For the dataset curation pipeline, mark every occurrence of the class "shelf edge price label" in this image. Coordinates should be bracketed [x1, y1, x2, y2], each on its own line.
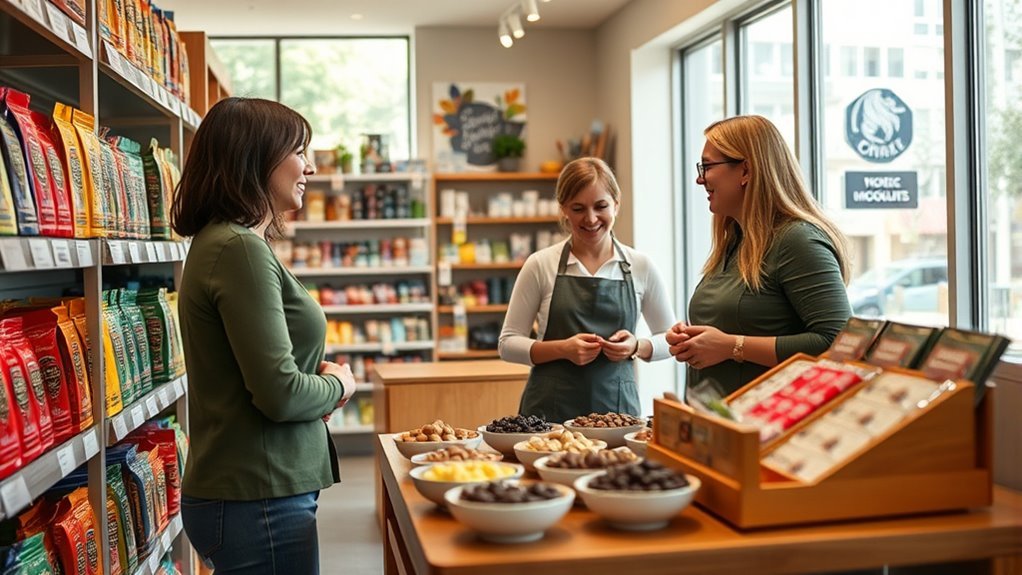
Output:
[160, 530, 171, 550]
[130, 405, 145, 428]
[172, 379, 185, 398]
[106, 240, 125, 264]
[145, 396, 159, 417]
[155, 242, 168, 261]
[0, 476, 31, 516]
[103, 41, 123, 75]
[127, 241, 141, 264]
[145, 242, 157, 262]
[157, 388, 170, 407]
[43, 3, 71, 44]
[27, 239, 55, 268]
[112, 416, 128, 440]
[71, 22, 92, 57]
[149, 552, 160, 573]
[51, 240, 73, 267]
[438, 261, 452, 287]
[0, 239, 30, 271]
[83, 428, 99, 459]
[22, 0, 46, 24]
[56, 446, 76, 476]
[75, 240, 93, 267]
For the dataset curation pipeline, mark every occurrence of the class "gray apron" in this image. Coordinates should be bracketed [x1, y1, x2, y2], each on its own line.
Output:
[518, 238, 640, 423]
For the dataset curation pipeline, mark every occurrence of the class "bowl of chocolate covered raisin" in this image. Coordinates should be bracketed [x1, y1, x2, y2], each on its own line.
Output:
[443, 480, 575, 543]
[533, 447, 640, 488]
[573, 460, 699, 531]
[563, 412, 647, 448]
[478, 415, 561, 458]
[392, 419, 482, 458]
[410, 445, 504, 466]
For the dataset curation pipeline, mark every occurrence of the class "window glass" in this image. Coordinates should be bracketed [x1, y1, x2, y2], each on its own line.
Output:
[740, 5, 795, 148]
[820, 0, 949, 326]
[209, 39, 277, 100]
[984, 0, 1022, 354]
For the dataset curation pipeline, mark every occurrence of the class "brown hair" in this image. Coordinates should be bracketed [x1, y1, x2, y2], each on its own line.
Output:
[171, 97, 311, 238]
[701, 115, 850, 290]
[556, 157, 621, 206]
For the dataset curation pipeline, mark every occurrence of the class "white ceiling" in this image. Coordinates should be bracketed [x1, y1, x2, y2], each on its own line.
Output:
[157, 0, 632, 36]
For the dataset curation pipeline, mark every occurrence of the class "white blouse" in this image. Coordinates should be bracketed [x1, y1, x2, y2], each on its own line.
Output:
[498, 238, 677, 367]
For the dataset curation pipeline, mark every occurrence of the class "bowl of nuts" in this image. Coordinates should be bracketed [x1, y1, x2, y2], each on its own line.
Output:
[623, 427, 653, 457]
[563, 413, 647, 448]
[392, 419, 482, 458]
[573, 460, 700, 531]
[478, 415, 562, 458]
[533, 447, 640, 489]
[410, 445, 504, 466]
[409, 461, 524, 506]
[444, 480, 575, 543]
[513, 430, 607, 472]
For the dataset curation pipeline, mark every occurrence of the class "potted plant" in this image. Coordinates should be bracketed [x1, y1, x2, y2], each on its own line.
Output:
[335, 143, 354, 174]
[492, 133, 525, 172]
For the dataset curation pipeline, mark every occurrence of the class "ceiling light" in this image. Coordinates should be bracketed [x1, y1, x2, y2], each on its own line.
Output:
[507, 11, 525, 39]
[522, 0, 540, 22]
[350, 13, 363, 20]
[499, 20, 514, 48]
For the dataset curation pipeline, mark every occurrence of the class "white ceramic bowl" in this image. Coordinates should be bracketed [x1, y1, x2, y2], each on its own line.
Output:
[391, 433, 483, 459]
[562, 419, 646, 448]
[477, 424, 562, 458]
[408, 462, 524, 507]
[623, 431, 648, 457]
[532, 456, 601, 489]
[573, 471, 700, 531]
[512, 439, 607, 472]
[443, 482, 575, 543]
[409, 450, 503, 466]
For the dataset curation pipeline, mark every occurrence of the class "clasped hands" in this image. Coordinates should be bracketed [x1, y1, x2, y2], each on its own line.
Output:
[562, 330, 638, 365]
[320, 361, 358, 422]
[666, 322, 731, 370]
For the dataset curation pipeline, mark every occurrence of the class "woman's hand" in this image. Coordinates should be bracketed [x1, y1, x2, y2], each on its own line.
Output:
[669, 325, 733, 370]
[320, 361, 357, 409]
[601, 330, 638, 362]
[666, 321, 689, 356]
[560, 333, 603, 366]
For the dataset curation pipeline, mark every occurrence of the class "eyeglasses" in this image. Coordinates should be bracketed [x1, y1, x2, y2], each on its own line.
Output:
[696, 159, 742, 179]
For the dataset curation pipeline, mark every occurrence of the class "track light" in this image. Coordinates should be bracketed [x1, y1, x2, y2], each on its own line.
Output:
[507, 11, 525, 39]
[498, 19, 514, 48]
[522, 0, 540, 22]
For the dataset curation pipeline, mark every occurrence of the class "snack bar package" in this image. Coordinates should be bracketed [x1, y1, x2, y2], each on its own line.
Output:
[19, 308, 74, 444]
[53, 102, 92, 237]
[71, 108, 110, 237]
[0, 88, 61, 236]
[0, 316, 54, 455]
[31, 109, 75, 237]
[52, 304, 93, 432]
[0, 92, 39, 235]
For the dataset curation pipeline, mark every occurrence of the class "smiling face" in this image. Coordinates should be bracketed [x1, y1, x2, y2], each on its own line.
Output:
[561, 182, 619, 248]
[268, 148, 315, 214]
[697, 141, 747, 221]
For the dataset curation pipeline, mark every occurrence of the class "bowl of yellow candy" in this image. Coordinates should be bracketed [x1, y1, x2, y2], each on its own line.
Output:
[409, 461, 524, 507]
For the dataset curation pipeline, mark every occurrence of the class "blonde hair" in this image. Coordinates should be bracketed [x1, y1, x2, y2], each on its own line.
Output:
[701, 115, 850, 291]
[555, 157, 621, 234]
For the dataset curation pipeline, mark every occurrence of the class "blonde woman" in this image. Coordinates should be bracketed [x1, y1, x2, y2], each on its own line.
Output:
[668, 115, 852, 395]
[499, 157, 676, 422]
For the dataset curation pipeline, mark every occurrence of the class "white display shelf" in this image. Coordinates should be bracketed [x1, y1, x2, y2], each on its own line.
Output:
[106, 375, 187, 446]
[0, 237, 94, 272]
[320, 303, 433, 315]
[101, 41, 201, 128]
[329, 425, 375, 435]
[356, 382, 374, 393]
[288, 219, 431, 231]
[3, 0, 93, 59]
[131, 514, 184, 575]
[308, 173, 428, 184]
[102, 240, 189, 266]
[324, 341, 435, 354]
[0, 426, 101, 521]
[291, 265, 433, 277]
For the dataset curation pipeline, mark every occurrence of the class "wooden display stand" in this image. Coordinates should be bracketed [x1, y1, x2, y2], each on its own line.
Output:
[650, 354, 993, 529]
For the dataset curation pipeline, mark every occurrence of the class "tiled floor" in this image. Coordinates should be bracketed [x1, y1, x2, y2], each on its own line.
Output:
[318, 455, 384, 574]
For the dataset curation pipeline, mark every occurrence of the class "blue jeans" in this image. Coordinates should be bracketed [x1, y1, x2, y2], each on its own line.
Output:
[181, 492, 320, 575]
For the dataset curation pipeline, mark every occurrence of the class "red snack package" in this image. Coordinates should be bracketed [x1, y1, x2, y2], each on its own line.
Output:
[0, 365, 23, 479]
[51, 495, 90, 575]
[68, 487, 101, 575]
[19, 308, 75, 444]
[0, 316, 54, 453]
[30, 110, 75, 238]
[0, 88, 60, 236]
[0, 321, 44, 462]
[135, 428, 180, 516]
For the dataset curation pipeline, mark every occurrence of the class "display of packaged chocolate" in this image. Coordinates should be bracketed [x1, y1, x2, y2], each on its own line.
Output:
[917, 328, 1011, 403]
[864, 322, 940, 369]
[725, 359, 817, 415]
[856, 372, 941, 412]
[762, 441, 835, 483]
[825, 317, 887, 362]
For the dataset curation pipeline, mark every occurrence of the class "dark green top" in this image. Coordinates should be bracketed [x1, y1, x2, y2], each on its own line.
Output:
[179, 222, 344, 500]
[688, 221, 851, 395]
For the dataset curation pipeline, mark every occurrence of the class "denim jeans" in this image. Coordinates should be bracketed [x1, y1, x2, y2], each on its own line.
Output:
[181, 491, 320, 575]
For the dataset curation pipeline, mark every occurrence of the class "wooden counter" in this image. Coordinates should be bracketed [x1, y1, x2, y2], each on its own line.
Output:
[377, 435, 1022, 575]
[372, 360, 530, 433]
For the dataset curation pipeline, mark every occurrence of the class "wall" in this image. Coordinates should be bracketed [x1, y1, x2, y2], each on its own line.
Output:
[414, 27, 598, 173]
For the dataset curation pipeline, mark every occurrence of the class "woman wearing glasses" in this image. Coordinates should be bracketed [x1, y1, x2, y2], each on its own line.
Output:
[500, 157, 676, 422]
[668, 115, 851, 395]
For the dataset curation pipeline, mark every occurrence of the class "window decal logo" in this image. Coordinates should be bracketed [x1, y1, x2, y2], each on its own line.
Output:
[845, 88, 913, 163]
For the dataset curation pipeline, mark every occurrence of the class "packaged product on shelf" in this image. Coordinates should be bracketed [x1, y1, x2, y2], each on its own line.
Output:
[0, 366, 22, 480]
[0, 139, 17, 235]
[50, 494, 90, 575]
[105, 490, 125, 575]
[864, 322, 941, 369]
[67, 298, 94, 378]
[109, 290, 144, 399]
[107, 462, 139, 574]
[0, 106, 38, 235]
[0, 532, 56, 573]
[142, 139, 172, 239]
[119, 289, 154, 395]
[108, 443, 157, 557]
[145, 448, 170, 530]
[163, 292, 185, 377]
[1, 316, 54, 455]
[71, 109, 111, 237]
[825, 317, 887, 362]
[67, 487, 101, 575]
[137, 288, 172, 383]
[106, 136, 151, 239]
[52, 304, 94, 432]
[135, 426, 181, 516]
[101, 293, 132, 411]
[52, 103, 92, 237]
[97, 137, 130, 238]
[13, 499, 63, 574]
[1, 88, 61, 237]
[918, 328, 1011, 397]
[53, 0, 87, 26]
[19, 309, 75, 444]
[32, 109, 76, 238]
[99, 0, 127, 52]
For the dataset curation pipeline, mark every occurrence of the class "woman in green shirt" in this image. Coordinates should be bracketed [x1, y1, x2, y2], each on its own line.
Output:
[668, 115, 852, 395]
[171, 98, 356, 574]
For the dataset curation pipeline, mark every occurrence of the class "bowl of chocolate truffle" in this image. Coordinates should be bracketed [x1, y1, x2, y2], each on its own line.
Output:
[563, 412, 647, 448]
[573, 460, 699, 531]
[478, 415, 562, 458]
[444, 480, 575, 543]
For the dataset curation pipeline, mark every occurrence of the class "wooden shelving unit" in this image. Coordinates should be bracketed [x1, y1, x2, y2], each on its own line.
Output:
[430, 172, 559, 182]
[437, 304, 509, 314]
[436, 349, 502, 360]
[435, 216, 560, 225]
[179, 31, 233, 116]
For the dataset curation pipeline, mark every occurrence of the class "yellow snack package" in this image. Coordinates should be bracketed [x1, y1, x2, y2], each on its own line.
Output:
[53, 103, 92, 237]
[71, 109, 109, 237]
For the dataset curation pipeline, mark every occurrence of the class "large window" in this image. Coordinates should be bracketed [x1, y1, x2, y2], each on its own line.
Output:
[210, 37, 411, 161]
[740, 5, 795, 148]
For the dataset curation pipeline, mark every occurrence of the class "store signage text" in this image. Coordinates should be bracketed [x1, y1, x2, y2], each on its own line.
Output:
[845, 88, 913, 163]
[844, 171, 918, 209]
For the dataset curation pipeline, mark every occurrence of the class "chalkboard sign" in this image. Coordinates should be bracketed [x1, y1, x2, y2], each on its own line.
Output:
[433, 82, 527, 169]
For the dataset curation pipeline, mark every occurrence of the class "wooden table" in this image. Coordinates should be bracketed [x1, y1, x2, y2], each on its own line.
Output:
[377, 436, 1022, 575]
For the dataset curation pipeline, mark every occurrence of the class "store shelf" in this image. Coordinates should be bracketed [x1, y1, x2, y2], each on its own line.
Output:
[329, 425, 375, 435]
[0, 425, 100, 520]
[435, 216, 560, 225]
[107, 375, 188, 446]
[321, 303, 433, 315]
[436, 349, 501, 360]
[1, 0, 93, 60]
[100, 41, 201, 128]
[356, 382, 374, 393]
[0, 237, 93, 272]
[325, 341, 435, 354]
[308, 172, 428, 184]
[437, 304, 509, 314]
[101, 240, 189, 266]
[433, 172, 559, 182]
[288, 219, 431, 231]
[291, 265, 433, 277]
[132, 514, 183, 575]
[450, 262, 525, 271]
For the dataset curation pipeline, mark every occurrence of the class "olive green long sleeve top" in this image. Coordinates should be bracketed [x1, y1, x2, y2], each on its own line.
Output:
[688, 221, 851, 395]
[178, 222, 344, 500]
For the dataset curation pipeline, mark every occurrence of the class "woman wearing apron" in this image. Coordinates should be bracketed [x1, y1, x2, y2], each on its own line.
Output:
[499, 157, 676, 423]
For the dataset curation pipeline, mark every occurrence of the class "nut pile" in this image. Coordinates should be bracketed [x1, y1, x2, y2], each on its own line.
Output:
[633, 428, 653, 442]
[422, 461, 515, 482]
[545, 448, 638, 469]
[395, 419, 478, 442]
[570, 412, 644, 428]
[485, 415, 554, 433]
[522, 430, 599, 453]
[460, 481, 563, 503]
[421, 446, 502, 463]
[589, 460, 689, 491]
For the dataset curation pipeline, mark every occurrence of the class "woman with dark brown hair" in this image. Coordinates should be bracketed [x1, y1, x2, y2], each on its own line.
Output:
[172, 97, 355, 574]
[499, 157, 676, 422]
